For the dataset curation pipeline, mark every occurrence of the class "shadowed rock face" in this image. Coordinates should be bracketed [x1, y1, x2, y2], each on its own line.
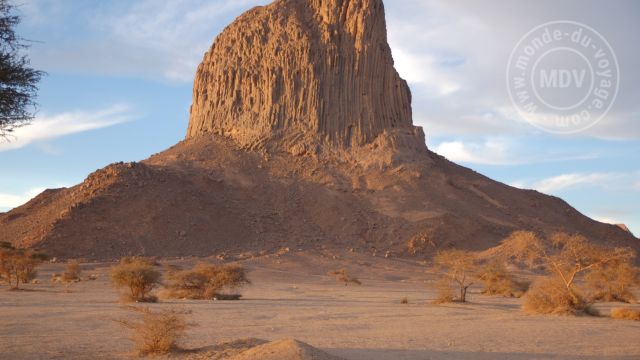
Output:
[187, 0, 426, 161]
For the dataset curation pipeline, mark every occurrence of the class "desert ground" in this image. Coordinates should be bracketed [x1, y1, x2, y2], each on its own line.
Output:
[0, 251, 639, 360]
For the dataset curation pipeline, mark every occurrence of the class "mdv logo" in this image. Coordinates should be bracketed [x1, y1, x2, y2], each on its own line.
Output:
[539, 69, 587, 89]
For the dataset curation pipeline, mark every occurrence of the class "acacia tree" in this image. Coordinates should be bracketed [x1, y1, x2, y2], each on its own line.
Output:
[0, 0, 44, 138]
[0, 243, 48, 289]
[500, 231, 635, 312]
[432, 249, 477, 302]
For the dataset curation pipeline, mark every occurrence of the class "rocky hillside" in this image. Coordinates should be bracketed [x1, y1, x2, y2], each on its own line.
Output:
[0, 0, 636, 259]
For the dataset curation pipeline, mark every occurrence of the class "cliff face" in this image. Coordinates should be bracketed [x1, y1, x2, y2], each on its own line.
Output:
[187, 0, 426, 161]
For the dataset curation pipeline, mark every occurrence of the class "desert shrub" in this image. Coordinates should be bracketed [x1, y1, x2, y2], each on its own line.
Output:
[52, 260, 83, 284]
[400, 297, 409, 304]
[501, 231, 635, 315]
[586, 261, 639, 303]
[406, 232, 436, 255]
[120, 256, 159, 267]
[50, 273, 63, 284]
[523, 277, 596, 315]
[328, 269, 362, 286]
[117, 307, 188, 356]
[163, 263, 250, 300]
[477, 260, 529, 298]
[0, 245, 47, 289]
[432, 277, 456, 304]
[432, 249, 477, 303]
[62, 260, 82, 282]
[110, 258, 161, 302]
[610, 308, 640, 321]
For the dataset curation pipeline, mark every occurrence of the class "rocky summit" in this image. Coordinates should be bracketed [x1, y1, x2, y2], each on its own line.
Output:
[0, 0, 636, 259]
[187, 0, 426, 167]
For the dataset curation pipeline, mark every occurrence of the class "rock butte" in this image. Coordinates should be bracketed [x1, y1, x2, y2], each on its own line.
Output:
[0, 0, 637, 259]
[187, 0, 426, 166]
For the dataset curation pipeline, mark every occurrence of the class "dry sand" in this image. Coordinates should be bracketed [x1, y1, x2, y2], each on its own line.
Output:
[0, 251, 639, 360]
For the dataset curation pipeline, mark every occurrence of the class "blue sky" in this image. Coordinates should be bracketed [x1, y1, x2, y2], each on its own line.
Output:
[0, 0, 638, 236]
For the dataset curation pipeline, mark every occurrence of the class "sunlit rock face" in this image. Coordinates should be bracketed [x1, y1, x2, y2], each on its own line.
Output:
[187, 0, 426, 163]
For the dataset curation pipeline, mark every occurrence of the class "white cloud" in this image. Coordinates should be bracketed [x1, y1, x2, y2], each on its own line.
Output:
[510, 172, 635, 193]
[581, 112, 640, 141]
[392, 47, 461, 95]
[511, 171, 640, 195]
[0, 188, 46, 210]
[0, 105, 134, 152]
[529, 173, 616, 193]
[433, 139, 513, 165]
[432, 138, 600, 166]
[384, 0, 640, 140]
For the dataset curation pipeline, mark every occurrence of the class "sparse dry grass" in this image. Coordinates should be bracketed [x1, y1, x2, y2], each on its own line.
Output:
[328, 269, 362, 286]
[162, 263, 250, 300]
[110, 258, 161, 303]
[610, 308, 640, 321]
[117, 307, 188, 356]
[478, 261, 529, 298]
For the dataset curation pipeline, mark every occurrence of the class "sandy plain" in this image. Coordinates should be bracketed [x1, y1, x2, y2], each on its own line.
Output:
[1, 251, 639, 360]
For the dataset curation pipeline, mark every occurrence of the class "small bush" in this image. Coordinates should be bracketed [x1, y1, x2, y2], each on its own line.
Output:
[400, 297, 409, 304]
[328, 269, 361, 286]
[117, 307, 187, 356]
[110, 258, 161, 302]
[478, 261, 529, 298]
[523, 277, 596, 315]
[432, 278, 456, 304]
[50, 273, 63, 284]
[611, 308, 640, 321]
[62, 260, 82, 282]
[163, 263, 250, 300]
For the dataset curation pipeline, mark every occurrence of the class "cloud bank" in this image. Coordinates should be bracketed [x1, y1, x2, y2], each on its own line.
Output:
[0, 105, 134, 152]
